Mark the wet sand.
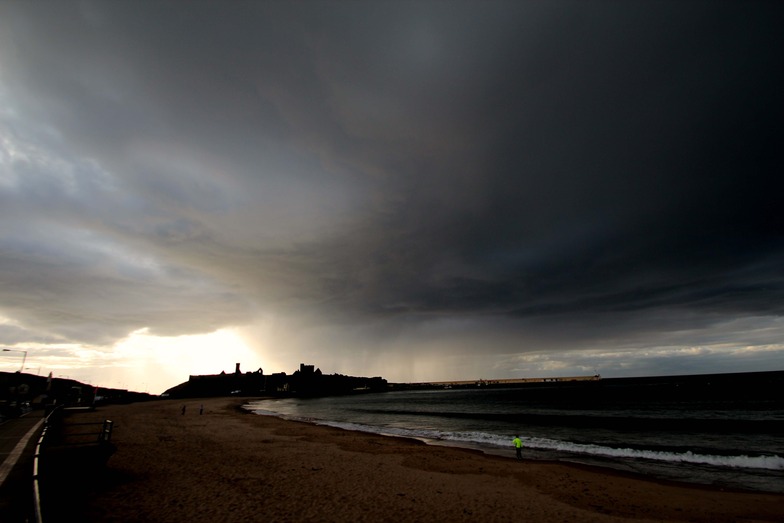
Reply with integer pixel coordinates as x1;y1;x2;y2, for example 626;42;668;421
61;398;782;522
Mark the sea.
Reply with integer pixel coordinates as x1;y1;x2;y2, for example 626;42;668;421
244;370;784;494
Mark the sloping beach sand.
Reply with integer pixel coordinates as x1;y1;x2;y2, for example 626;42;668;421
55;398;782;522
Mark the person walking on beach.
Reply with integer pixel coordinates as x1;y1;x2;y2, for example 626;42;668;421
513;435;523;460
181;404;186;415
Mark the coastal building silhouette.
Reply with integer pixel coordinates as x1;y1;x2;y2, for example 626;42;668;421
1;370;153;420
162;363;387;399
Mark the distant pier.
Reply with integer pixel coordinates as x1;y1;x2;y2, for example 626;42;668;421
393;374;601;390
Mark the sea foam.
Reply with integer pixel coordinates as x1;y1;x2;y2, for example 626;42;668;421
249;408;784;472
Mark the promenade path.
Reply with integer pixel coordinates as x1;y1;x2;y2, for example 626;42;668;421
0;410;45;522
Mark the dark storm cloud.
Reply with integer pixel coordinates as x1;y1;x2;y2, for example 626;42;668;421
278;1;784;322
1;0;782;362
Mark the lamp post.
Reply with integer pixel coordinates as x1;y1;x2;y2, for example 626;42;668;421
2;348;27;372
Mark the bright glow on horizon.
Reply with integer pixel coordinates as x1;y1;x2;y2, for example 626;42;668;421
0;327;264;395
4;331;784;393
108;328;264;394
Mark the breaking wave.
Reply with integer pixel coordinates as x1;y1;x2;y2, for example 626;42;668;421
249;408;784;472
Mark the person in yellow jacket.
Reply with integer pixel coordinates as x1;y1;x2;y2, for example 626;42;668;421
512;435;523;460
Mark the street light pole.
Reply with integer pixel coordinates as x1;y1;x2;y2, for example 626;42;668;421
2;348;28;372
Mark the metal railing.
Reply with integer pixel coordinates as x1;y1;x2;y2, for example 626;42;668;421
32;416;49;523
55;419;114;445
31;406;114;523
32;405;61;523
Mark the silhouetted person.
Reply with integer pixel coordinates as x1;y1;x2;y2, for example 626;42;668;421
181;404;186;415
513;435;523;460
199;404;204;415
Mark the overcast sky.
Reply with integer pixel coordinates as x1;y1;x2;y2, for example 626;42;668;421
1;1;782;393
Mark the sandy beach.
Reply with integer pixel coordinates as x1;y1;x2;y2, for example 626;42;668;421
49;398;782;522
